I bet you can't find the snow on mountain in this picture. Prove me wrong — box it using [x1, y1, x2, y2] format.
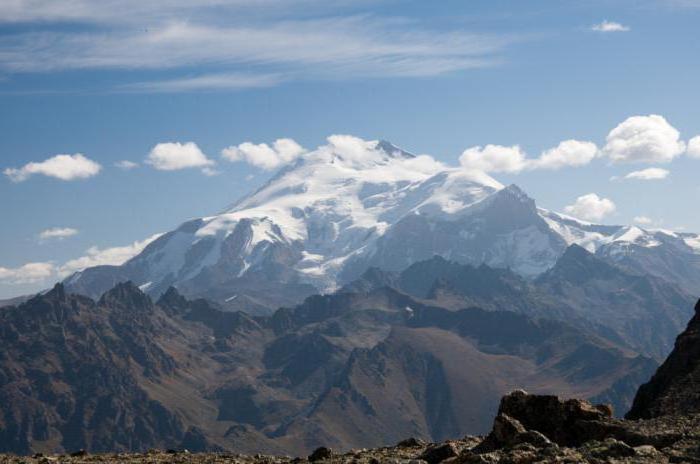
[64, 137, 700, 310]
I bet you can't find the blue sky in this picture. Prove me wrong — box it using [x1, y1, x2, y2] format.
[1, 0, 700, 298]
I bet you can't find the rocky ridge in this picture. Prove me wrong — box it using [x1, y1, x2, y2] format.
[4, 295, 700, 463]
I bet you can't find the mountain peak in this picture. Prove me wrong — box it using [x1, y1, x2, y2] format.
[374, 140, 416, 159]
[98, 281, 153, 310]
[44, 282, 67, 301]
[542, 244, 618, 284]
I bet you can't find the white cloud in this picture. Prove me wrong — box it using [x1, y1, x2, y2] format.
[39, 227, 79, 241]
[0, 233, 162, 286]
[222, 138, 306, 170]
[602, 115, 686, 164]
[531, 140, 599, 170]
[622, 167, 670, 180]
[115, 160, 138, 169]
[146, 142, 215, 173]
[459, 144, 528, 173]
[564, 193, 616, 222]
[0, 262, 55, 284]
[633, 216, 654, 225]
[58, 233, 162, 277]
[4, 153, 102, 182]
[591, 21, 630, 32]
[687, 136, 700, 158]
[0, 8, 510, 91]
[459, 140, 598, 173]
[123, 72, 283, 93]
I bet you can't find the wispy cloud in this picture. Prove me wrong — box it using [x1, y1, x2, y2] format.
[622, 167, 670, 180]
[39, 227, 79, 241]
[115, 160, 139, 169]
[122, 72, 284, 93]
[591, 21, 630, 32]
[0, 3, 513, 91]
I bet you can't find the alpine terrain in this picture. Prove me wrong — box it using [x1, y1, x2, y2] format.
[62, 138, 700, 314]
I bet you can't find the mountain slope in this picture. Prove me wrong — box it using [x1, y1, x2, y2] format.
[63, 138, 700, 312]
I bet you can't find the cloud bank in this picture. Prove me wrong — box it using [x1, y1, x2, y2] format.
[0, 262, 56, 285]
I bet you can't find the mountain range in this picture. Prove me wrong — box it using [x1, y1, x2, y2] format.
[0, 272, 659, 455]
[2, 138, 700, 456]
[61, 139, 700, 314]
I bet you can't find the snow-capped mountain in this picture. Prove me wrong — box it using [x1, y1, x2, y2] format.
[64, 137, 700, 311]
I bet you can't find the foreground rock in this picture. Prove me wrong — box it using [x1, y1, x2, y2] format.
[627, 299, 700, 420]
[2, 391, 700, 463]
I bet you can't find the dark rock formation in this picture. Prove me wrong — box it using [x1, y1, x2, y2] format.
[627, 299, 700, 419]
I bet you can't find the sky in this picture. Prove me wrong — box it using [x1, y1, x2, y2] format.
[1, 0, 700, 298]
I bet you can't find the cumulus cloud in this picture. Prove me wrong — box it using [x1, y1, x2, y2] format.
[459, 140, 598, 173]
[146, 142, 215, 173]
[459, 144, 528, 173]
[115, 160, 138, 169]
[622, 167, 670, 180]
[633, 216, 654, 225]
[564, 193, 616, 222]
[687, 136, 700, 158]
[58, 233, 162, 277]
[531, 140, 599, 170]
[602, 115, 686, 164]
[222, 138, 306, 170]
[4, 153, 102, 182]
[0, 262, 55, 284]
[592, 21, 630, 32]
[39, 227, 79, 241]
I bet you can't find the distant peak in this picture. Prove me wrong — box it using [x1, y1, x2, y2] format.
[157, 286, 189, 311]
[375, 140, 416, 159]
[501, 184, 529, 199]
[45, 282, 67, 301]
[98, 281, 152, 309]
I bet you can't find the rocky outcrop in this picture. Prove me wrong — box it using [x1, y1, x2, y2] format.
[627, 299, 700, 419]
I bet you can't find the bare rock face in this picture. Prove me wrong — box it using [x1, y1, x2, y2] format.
[627, 299, 700, 419]
[477, 390, 612, 450]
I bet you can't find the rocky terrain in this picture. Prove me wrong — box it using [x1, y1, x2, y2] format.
[3, 297, 700, 463]
[1, 392, 699, 463]
[0, 250, 679, 456]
